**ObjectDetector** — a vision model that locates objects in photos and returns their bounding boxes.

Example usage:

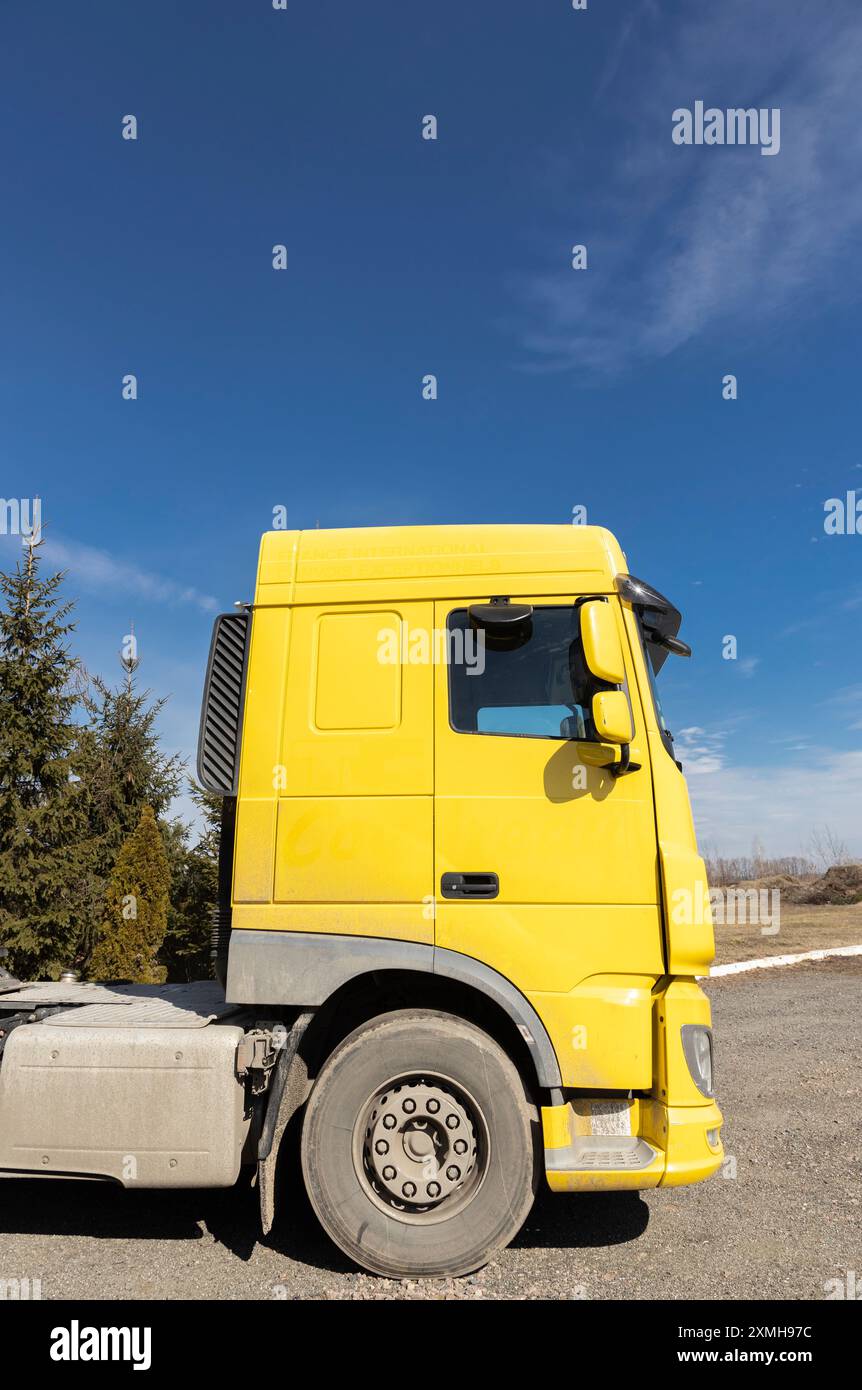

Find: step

[546,1134,659,1173]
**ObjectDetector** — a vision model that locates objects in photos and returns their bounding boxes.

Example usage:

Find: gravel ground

[1,956,859,1301]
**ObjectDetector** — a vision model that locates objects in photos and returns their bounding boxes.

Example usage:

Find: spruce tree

[76,643,183,966]
[89,805,170,983]
[79,645,182,880]
[0,536,89,978]
[161,781,221,981]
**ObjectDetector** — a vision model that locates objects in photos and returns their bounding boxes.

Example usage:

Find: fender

[227,928,563,1091]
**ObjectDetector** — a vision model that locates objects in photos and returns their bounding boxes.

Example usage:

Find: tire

[301,1009,540,1279]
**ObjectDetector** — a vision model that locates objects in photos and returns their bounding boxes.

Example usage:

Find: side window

[448,605,602,740]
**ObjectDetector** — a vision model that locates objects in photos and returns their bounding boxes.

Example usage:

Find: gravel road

[1,956,859,1301]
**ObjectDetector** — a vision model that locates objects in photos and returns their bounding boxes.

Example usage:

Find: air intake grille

[197,612,251,795]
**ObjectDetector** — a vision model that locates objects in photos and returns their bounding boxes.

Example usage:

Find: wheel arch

[302,968,557,1102]
[227,928,563,1095]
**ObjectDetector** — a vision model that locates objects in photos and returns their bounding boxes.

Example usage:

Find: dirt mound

[797,864,862,906]
[724,873,811,901]
[722,866,862,905]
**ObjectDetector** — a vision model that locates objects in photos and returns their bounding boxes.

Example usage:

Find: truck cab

[0,524,722,1279]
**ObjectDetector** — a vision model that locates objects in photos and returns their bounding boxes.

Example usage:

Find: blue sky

[2,0,861,857]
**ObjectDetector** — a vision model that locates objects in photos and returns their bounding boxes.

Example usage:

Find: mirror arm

[608,744,642,778]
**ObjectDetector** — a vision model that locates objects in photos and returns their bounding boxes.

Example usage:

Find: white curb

[704,944,862,978]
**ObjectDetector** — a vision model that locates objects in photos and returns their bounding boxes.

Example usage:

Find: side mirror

[592,690,633,745]
[580,600,625,684]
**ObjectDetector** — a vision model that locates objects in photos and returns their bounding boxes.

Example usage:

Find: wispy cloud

[674,725,727,775]
[689,748,862,858]
[736,656,760,678]
[42,536,219,614]
[517,0,862,377]
[825,684,862,730]
[594,0,661,100]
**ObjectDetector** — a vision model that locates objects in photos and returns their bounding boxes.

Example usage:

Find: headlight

[681,1025,714,1096]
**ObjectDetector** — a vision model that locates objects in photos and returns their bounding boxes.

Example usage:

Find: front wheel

[300,1009,540,1279]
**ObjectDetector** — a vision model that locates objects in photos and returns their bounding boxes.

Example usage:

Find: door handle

[440,872,499,900]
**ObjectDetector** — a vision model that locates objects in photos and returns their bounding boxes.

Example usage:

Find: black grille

[197,612,251,795]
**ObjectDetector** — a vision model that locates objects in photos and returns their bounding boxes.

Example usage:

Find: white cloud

[689,748,862,858]
[517,0,862,376]
[673,725,726,775]
[43,537,219,614]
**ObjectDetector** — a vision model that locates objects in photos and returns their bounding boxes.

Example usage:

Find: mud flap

[257,1011,314,1235]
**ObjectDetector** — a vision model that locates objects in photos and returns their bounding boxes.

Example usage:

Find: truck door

[432,594,665,1089]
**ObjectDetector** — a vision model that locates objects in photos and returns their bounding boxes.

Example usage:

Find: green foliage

[89,805,171,983]
[0,542,218,984]
[79,656,182,880]
[0,539,90,978]
[75,652,183,967]
[161,782,221,981]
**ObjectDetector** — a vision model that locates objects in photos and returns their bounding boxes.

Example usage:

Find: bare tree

[807,825,850,872]
[704,853,816,887]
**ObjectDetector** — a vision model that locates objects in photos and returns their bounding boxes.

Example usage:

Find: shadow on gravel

[0,1176,262,1263]
[0,1169,363,1277]
[0,1171,649,1276]
[260,1186,650,1273]
[513,1189,650,1252]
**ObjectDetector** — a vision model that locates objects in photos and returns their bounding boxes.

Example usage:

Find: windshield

[639,621,676,759]
[615,574,686,764]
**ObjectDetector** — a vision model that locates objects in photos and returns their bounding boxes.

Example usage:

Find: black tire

[301,1009,540,1279]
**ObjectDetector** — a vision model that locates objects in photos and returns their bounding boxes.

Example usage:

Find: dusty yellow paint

[234,524,723,1195]
[273,798,432,903]
[530,972,657,1090]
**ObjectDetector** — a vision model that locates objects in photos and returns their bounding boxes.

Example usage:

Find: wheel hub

[362,1079,478,1212]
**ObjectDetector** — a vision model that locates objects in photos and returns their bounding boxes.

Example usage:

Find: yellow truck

[0,524,722,1278]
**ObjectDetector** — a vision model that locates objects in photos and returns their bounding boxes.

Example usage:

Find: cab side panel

[233,601,435,944]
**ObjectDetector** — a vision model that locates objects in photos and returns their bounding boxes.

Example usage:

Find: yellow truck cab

[207,523,722,1274]
[0,523,722,1280]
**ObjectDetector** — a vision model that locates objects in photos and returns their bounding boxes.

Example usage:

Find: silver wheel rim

[352,1071,490,1226]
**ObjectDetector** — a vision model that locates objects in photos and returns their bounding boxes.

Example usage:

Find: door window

[447,605,602,741]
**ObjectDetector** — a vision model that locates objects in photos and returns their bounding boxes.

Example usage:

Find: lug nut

[453,1139,467,1154]
[446,1165,460,1181]
[375,1140,389,1155]
[403,1098,416,1114]
[446,1114,459,1129]
[383,1113,397,1129]
[427,1181,441,1198]
[382,1165,396,1181]
[427,1098,440,1114]
[402,1182,416,1198]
